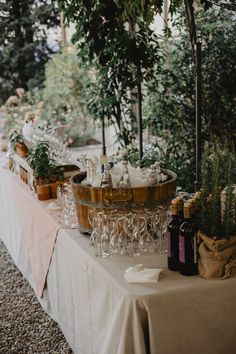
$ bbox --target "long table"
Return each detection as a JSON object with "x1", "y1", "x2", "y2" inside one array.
[{"x1": 0, "y1": 163, "x2": 236, "y2": 354}]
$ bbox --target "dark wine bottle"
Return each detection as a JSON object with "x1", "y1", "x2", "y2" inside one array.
[
  {"x1": 167, "y1": 200, "x2": 181, "y2": 271},
  {"x1": 179, "y1": 203, "x2": 198, "y2": 276}
]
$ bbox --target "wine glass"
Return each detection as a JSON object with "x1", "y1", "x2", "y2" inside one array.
[
  {"x1": 129, "y1": 212, "x2": 142, "y2": 257},
  {"x1": 157, "y1": 206, "x2": 169, "y2": 254},
  {"x1": 111, "y1": 212, "x2": 127, "y2": 255},
  {"x1": 123, "y1": 211, "x2": 135, "y2": 254},
  {"x1": 139, "y1": 211, "x2": 155, "y2": 255},
  {"x1": 89, "y1": 210, "x2": 102, "y2": 249},
  {"x1": 100, "y1": 222, "x2": 110, "y2": 258}
]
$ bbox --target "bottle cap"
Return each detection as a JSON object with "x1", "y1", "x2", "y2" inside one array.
[
  {"x1": 171, "y1": 201, "x2": 178, "y2": 215},
  {"x1": 195, "y1": 191, "x2": 202, "y2": 198},
  {"x1": 183, "y1": 202, "x2": 191, "y2": 219},
  {"x1": 171, "y1": 198, "x2": 178, "y2": 206},
  {"x1": 192, "y1": 196, "x2": 200, "y2": 212},
  {"x1": 189, "y1": 198, "x2": 196, "y2": 214},
  {"x1": 176, "y1": 196, "x2": 184, "y2": 212}
]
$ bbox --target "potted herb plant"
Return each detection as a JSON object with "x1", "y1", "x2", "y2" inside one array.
[
  {"x1": 9, "y1": 130, "x2": 29, "y2": 158},
  {"x1": 27, "y1": 141, "x2": 60, "y2": 200},
  {"x1": 197, "y1": 142, "x2": 236, "y2": 279}
]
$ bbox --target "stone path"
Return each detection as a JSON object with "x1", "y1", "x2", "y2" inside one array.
[{"x1": 0, "y1": 240, "x2": 73, "y2": 354}]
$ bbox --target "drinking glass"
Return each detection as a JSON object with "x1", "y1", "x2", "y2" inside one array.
[
  {"x1": 129, "y1": 212, "x2": 142, "y2": 257},
  {"x1": 157, "y1": 206, "x2": 169, "y2": 254},
  {"x1": 62, "y1": 190, "x2": 78, "y2": 228},
  {"x1": 139, "y1": 212, "x2": 155, "y2": 255},
  {"x1": 112, "y1": 212, "x2": 127, "y2": 255},
  {"x1": 89, "y1": 211, "x2": 104, "y2": 257}
]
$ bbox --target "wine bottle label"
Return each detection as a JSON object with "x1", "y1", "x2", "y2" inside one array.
[
  {"x1": 179, "y1": 236, "x2": 185, "y2": 263},
  {"x1": 167, "y1": 231, "x2": 171, "y2": 257}
]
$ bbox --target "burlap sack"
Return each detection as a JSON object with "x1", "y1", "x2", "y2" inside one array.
[{"x1": 198, "y1": 231, "x2": 236, "y2": 279}]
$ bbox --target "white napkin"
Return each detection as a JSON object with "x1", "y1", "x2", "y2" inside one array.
[{"x1": 123, "y1": 264, "x2": 163, "y2": 283}]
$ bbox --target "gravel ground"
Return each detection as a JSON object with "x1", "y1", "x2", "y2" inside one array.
[{"x1": 0, "y1": 240, "x2": 73, "y2": 354}]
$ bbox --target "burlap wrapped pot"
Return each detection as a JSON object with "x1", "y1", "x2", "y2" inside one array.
[{"x1": 198, "y1": 231, "x2": 236, "y2": 279}]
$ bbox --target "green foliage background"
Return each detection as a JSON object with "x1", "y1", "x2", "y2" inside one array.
[
  {"x1": 41, "y1": 47, "x2": 95, "y2": 146},
  {"x1": 0, "y1": 0, "x2": 60, "y2": 105},
  {"x1": 144, "y1": 4, "x2": 236, "y2": 191},
  {"x1": 199, "y1": 142, "x2": 236, "y2": 238},
  {"x1": 58, "y1": 0, "x2": 163, "y2": 146}
]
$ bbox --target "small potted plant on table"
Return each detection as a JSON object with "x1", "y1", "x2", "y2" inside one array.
[
  {"x1": 9, "y1": 130, "x2": 29, "y2": 158},
  {"x1": 27, "y1": 141, "x2": 62, "y2": 200},
  {"x1": 197, "y1": 143, "x2": 236, "y2": 279}
]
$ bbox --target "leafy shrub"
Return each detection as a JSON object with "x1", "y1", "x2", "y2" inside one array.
[
  {"x1": 41, "y1": 47, "x2": 96, "y2": 146},
  {"x1": 1, "y1": 88, "x2": 43, "y2": 138},
  {"x1": 198, "y1": 142, "x2": 236, "y2": 238},
  {"x1": 2, "y1": 48, "x2": 96, "y2": 147},
  {"x1": 144, "y1": 5, "x2": 236, "y2": 191}
]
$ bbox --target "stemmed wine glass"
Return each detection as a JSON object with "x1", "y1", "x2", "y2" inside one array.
[
  {"x1": 138, "y1": 212, "x2": 155, "y2": 255},
  {"x1": 110, "y1": 212, "x2": 127, "y2": 255},
  {"x1": 157, "y1": 206, "x2": 169, "y2": 254}
]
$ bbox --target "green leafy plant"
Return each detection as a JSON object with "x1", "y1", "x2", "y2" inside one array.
[
  {"x1": 58, "y1": 0, "x2": 167, "y2": 146},
  {"x1": 0, "y1": 0, "x2": 60, "y2": 105},
  {"x1": 116, "y1": 141, "x2": 160, "y2": 167},
  {"x1": 56, "y1": 0, "x2": 213, "y2": 148},
  {"x1": 144, "y1": 3, "x2": 236, "y2": 191},
  {"x1": 27, "y1": 141, "x2": 60, "y2": 183},
  {"x1": 41, "y1": 47, "x2": 95, "y2": 146},
  {"x1": 9, "y1": 130, "x2": 25, "y2": 152},
  {"x1": 198, "y1": 142, "x2": 236, "y2": 238}
]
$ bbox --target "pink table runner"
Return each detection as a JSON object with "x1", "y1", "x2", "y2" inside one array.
[{"x1": 1, "y1": 166, "x2": 60, "y2": 298}]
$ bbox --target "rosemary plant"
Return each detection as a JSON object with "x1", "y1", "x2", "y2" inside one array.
[{"x1": 199, "y1": 142, "x2": 236, "y2": 238}]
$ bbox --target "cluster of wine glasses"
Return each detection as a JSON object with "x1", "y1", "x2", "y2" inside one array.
[
  {"x1": 88, "y1": 206, "x2": 170, "y2": 258},
  {"x1": 57, "y1": 183, "x2": 78, "y2": 229}
]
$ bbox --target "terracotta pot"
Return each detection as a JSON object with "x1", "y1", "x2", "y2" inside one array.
[
  {"x1": 8, "y1": 158, "x2": 13, "y2": 171},
  {"x1": 36, "y1": 184, "x2": 50, "y2": 201},
  {"x1": 23, "y1": 169, "x2": 28, "y2": 184},
  {"x1": 49, "y1": 182, "x2": 58, "y2": 199},
  {"x1": 19, "y1": 166, "x2": 23, "y2": 182},
  {"x1": 15, "y1": 142, "x2": 29, "y2": 158}
]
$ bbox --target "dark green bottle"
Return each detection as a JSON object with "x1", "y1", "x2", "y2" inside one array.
[
  {"x1": 167, "y1": 200, "x2": 181, "y2": 271},
  {"x1": 179, "y1": 203, "x2": 198, "y2": 276}
]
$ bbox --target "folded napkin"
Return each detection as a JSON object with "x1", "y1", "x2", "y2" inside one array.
[{"x1": 123, "y1": 264, "x2": 163, "y2": 283}]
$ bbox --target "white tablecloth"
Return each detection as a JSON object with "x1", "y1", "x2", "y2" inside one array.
[{"x1": 1, "y1": 164, "x2": 236, "y2": 354}]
